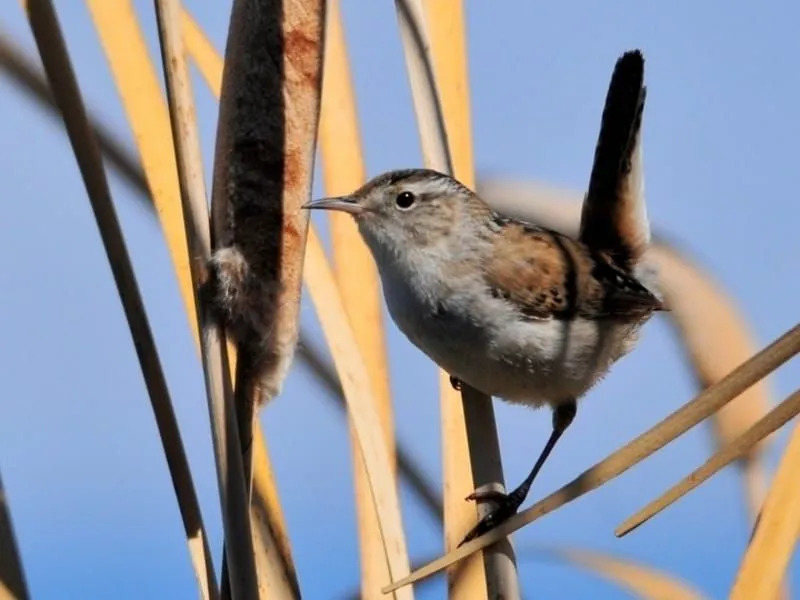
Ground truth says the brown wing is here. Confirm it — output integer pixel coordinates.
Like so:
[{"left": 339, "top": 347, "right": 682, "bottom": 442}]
[
  {"left": 580, "top": 49, "right": 649, "bottom": 269},
  {"left": 484, "top": 221, "right": 662, "bottom": 320}
]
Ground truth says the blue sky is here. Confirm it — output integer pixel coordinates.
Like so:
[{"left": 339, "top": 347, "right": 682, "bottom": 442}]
[{"left": 1, "top": 1, "right": 798, "bottom": 598}]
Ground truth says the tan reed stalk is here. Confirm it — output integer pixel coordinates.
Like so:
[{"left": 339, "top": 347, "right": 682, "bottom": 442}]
[
  {"left": 317, "top": 1, "right": 399, "bottom": 597},
  {"left": 383, "top": 321, "right": 800, "bottom": 592},
  {"left": 617, "top": 388, "right": 800, "bottom": 536},
  {"left": 182, "top": 12, "right": 415, "bottom": 597},
  {"left": 21, "top": 1, "right": 218, "bottom": 597},
  {"left": 729, "top": 418, "right": 800, "bottom": 599},
  {"left": 294, "top": 334, "right": 443, "bottom": 519},
  {"left": 395, "top": 1, "right": 518, "bottom": 597},
  {"left": 423, "top": 1, "right": 519, "bottom": 598},
  {"left": 154, "top": 2, "right": 301, "bottom": 598},
  {"left": 0, "top": 471, "right": 28, "bottom": 600}
]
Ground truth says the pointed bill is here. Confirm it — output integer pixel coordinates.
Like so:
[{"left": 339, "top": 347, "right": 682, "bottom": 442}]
[
  {"left": 580, "top": 50, "right": 649, "bottom": 268},
  {"left": 302, "top": 196, "right": 363, "bottom": 214}
]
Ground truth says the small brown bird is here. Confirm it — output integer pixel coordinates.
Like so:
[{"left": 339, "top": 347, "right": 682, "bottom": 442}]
[{"left": 304, "top": 49, "right": 663, "bottom": 544}]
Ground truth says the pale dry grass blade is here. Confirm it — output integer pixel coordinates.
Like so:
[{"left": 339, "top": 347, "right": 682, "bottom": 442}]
[
  {"left": 394, "top": 0, "right": 452, "bottom": 173},
  {"left": 21, "top": 1, "right": 218, "bottom": 597},
  {"left": 295, "top": 336, "right": 443, "bottom": 519},
  {"left": 539, "top": 547, "right": 707, "bottom": 600},
  {"left": 383, "top": 322, "right": 800, "bottom": 592},
  {"left": 729, "top": 419, "right": 800, "bottom": 599},
  {"left": 152, "top": 2, "right": 277, "bottom": 598},
  {"left": 0, "top": 471, "right": 28, "bottom": 600},
  {"left": 82, "top": 2, "right": 264, "bottom": 597},
  {"left": 318, "top": 1, "right": 398, "bottom": 597},
  {"left": 84, "top": 0, "right": 196, "bottom": 324},
  {"left": 617, "top": 389, "right": 800, "bottom": 537},
  {"left": 304, "top": 231, "right": 413, "bottom": 598},
  {"left": 397, "top": 1, "right": 518, "bottom": 597}
]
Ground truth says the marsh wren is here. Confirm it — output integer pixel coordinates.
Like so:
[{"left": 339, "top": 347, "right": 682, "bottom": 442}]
[{"left": 304, "top": 50, "right": 663, "bottom": 544}]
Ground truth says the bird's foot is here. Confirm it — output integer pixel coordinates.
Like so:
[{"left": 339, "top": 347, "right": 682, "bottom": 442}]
[{"left": 458, "top": 487, "right": 526, "bottom": 547}]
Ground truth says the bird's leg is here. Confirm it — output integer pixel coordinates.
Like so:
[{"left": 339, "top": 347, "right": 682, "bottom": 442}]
[
  {"left": 449, "top": 375, "right": 462, "bottom": 391},
  {"left": 459, "top": 399, "right": 577, "bottom": 546}
]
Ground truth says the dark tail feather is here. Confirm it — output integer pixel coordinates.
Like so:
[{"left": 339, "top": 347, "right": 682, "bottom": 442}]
[{"left": 581, "top": 50, "right": 648, "bottom": 266}]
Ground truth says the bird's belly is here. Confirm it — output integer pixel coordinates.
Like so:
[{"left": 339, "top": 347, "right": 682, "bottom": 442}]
[{"left": 385, "top": 281, "right": 642, "bottom": 407}]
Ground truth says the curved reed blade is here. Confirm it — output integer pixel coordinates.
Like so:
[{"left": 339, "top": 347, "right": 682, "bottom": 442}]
[
  {"left": 397, "top": 1, "right": 518, "bottom": 597},
  {"left": 295, "top": 335, "right": 444, "bottom": 520},
  {"left": 0, "top": 470, "right": 28, "bottom": 600},
  {"left": 617, "top": 389, "right": 800, "bottom": 536},
  {"left": 537, "top": 547, "right": 707, "bottom": 600},
  {"left": 22, "top": 1, "right": 217, "bottom": 597},
  {"left": 383, "top": 322, "right": 800, "bottom": 592},
  {"left": 394, "top": 0, "right": 452, "bottom": 173},
  {"left": 318, "top": 1, "right": 399, "bottom": 597},
  {"left": 305, "top": 231, "right": 414, "bottom": 598},
  {"left": 729, "top": 419, "right": 800, "bottom": 599}
]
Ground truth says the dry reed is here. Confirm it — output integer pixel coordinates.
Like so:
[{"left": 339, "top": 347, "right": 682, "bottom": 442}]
[
  {"left": 318, "top": 0, "right": 399, "bottom": 596},
  {"left": 617, "top": 388, "right": 800, "bottom": 536},
  {"left": 22, "top": 0, "right": 218, "bottom": 596},
  {"left": 395, "top": 1, "right": 519, "bottom": 597},
  {"left": 729, "top": 417, "right": 800, "bottom": 599}
]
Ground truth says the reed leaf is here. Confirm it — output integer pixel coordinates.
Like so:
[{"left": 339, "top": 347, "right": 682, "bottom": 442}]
[
  {"left": 318, "top": 1, "right": 398, "bottom": 597},
  {"left": 617, "top": 388, "right": 800, "bottom": 536},
  {"left": 22, "top": 0, "right": 217, "bottom": 596},
  {"left": 729, "top": 418, "right": 800, "bottom": 599},
  {"left": 305, "top": 231, "right": 414, "bottom": 598},
  {"left": 396, "top": 1, "right": 519, "bottom": 597}
]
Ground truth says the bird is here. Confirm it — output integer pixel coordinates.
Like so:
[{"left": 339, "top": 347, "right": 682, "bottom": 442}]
[{"left": 303, "top": 49, "right": 663, "bottom": 545}]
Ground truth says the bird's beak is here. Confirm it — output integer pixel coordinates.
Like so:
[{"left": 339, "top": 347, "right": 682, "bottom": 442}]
[{"left": 302, "top": 196, "right": 363, "bottom": 215}]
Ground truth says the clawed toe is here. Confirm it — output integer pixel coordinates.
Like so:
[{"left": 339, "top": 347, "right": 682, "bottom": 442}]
[
  {"left": 465, "top": 490, "right": 508, "bottom": 504},
  {"left": 458, "top": 491, "right": 523, "bottom": 547}
]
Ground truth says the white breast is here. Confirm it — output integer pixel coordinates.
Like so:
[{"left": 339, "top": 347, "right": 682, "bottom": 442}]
[{"left": 378, "top": 257, "right": 644, "bottom": 409}]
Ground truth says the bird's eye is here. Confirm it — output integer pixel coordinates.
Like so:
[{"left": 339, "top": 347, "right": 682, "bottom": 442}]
[{"left": 395, "top": 191, "right": 416, "bottom": 210}]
